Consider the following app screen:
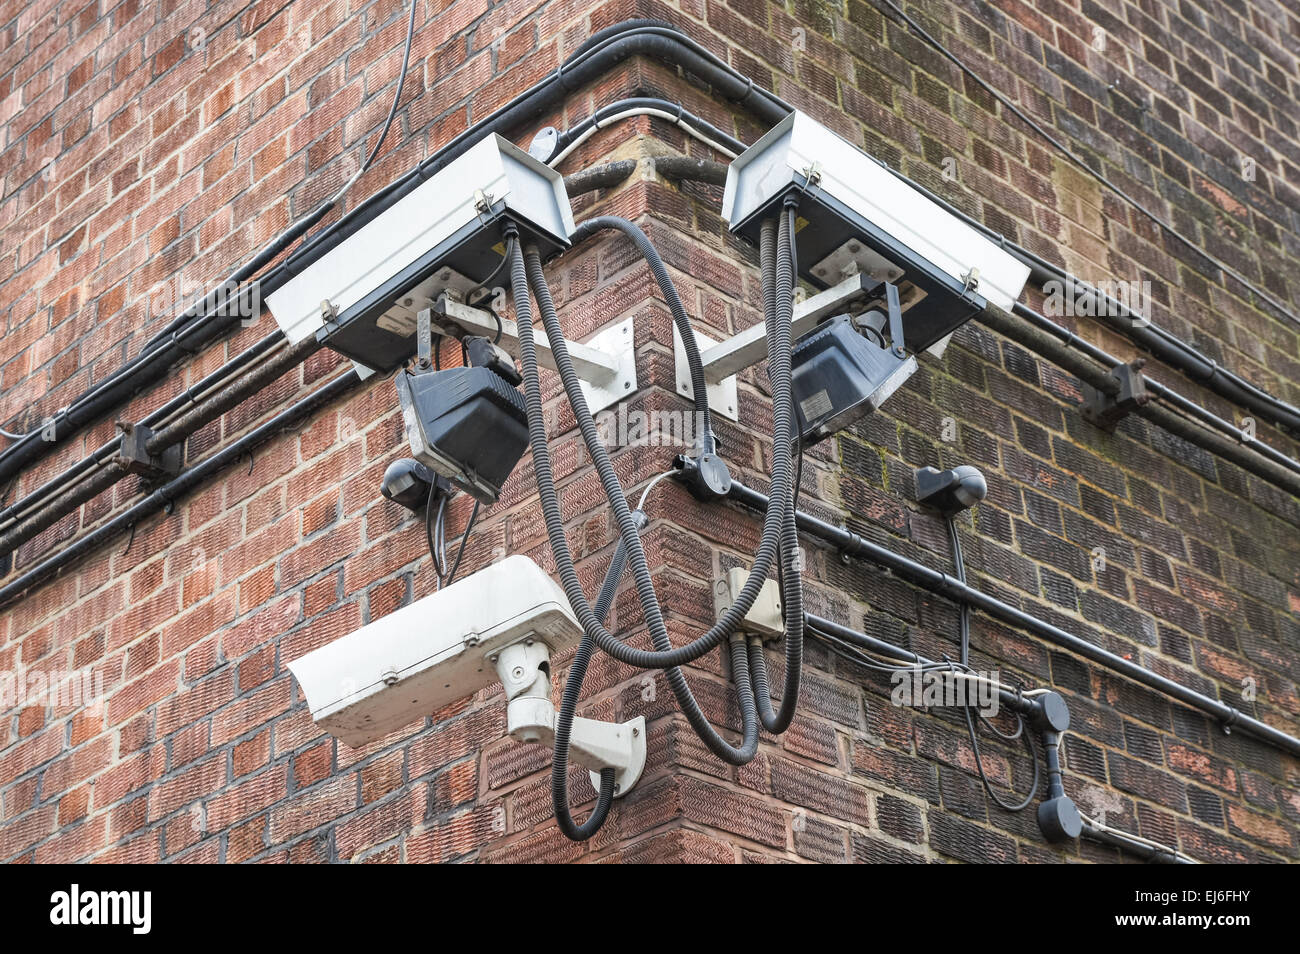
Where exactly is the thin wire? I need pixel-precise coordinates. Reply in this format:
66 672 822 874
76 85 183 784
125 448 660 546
425 483 447 582
872 0 1300 330
442 501 480 586
636 469 678 512
336 0 418 203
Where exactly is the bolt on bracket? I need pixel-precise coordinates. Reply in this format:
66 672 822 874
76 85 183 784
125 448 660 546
116 422 181 479
1080 359 1150 432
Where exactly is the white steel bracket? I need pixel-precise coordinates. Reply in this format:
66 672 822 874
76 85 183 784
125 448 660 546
697 273 877 386
425 300 637 414
493 639 646 799
675 324 738 421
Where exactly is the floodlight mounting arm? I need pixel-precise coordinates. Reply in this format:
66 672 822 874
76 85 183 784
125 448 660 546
420 299 636 414
492 639 647 797
699 273 882 384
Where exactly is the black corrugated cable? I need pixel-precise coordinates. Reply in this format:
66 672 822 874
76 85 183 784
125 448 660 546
749 210 804 734
552 534 631 840
519 241 761 765
509 235 785 670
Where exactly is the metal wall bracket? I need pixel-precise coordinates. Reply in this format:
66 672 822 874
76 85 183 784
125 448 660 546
675 324 738 421
116 422 181 479
1081 359 1150 431
494 640 646 798
577 317 637 415
697 273 880 386
425 302 635 414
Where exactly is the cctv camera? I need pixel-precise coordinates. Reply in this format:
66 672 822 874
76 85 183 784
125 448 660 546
288 556 645 795
723 110 1031 353
915 464 988 514
266 133 575 374
288 555 581 747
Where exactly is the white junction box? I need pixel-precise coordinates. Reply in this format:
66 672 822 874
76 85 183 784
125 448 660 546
722 111 1031 352
287 555 582 748
267 134 576 374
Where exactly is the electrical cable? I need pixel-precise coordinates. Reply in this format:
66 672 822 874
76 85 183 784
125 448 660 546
425 484 447 581
551 539 627 840
511 229 783 670
517 240 760 764
722 475 1300 757
1056 732 1197 863
748 211 804 734
441 500 479 587
321 0 420 216
546 106 739 168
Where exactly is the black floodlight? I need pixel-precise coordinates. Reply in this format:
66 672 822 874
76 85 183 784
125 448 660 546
790 283 918 442
395 342 529 505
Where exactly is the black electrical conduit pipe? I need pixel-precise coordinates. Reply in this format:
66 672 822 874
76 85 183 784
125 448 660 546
1006 301 1300 478
0 372 362 609
807 613 1191 862
553 88 1300 438
8 18 1292 499
0 204 334 486
0 336 325 562
0 332 285 533
0 165 632 562
697 466 1300 759
978 303 1300 497
515 232 766 766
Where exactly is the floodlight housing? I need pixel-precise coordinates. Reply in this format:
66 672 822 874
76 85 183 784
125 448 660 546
266 133 575 373
287 556 581 748
722 111 1031 353
395 361 529 505
791 313 917 443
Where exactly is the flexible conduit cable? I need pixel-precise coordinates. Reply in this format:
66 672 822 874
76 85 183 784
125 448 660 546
551 538 626 840
518 243 760 765
747 211 804 734
508 238 780 668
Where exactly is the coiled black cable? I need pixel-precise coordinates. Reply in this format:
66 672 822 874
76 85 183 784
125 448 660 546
946 515 1040 811
521 245 760 764
508 233 790 672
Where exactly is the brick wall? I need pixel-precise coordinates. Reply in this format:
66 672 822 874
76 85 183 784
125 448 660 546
1 0 1298 862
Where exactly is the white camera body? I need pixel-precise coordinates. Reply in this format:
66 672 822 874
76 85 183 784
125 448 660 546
288 555 645 795
723 110 1031 353
288 555 580 747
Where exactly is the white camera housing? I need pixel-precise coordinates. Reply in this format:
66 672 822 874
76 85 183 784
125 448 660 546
288 556 645 796
288 555 580 747
722 110 1031 352
266 134 575 374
